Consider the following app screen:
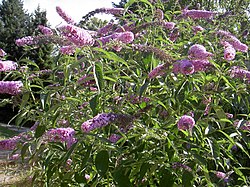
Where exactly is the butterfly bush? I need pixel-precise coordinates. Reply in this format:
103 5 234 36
4 1 250 186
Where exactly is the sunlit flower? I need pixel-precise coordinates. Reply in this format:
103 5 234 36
0 60 17 71
177 115 195 130
38 25 53 35
0 48 7 57
215 171 229 182
58 24 94 46
192 25 204 34
188 44 213 60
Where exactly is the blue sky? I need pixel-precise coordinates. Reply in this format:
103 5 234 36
23 0 121 27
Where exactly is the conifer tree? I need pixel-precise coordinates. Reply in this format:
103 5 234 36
0 0 30 61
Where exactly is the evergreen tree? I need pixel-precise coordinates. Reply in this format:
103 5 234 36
0 0 30 61
25 6 53 69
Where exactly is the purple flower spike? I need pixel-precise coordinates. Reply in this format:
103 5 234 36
56 6 76 25
0 81 23 95
177 115 195 131
0 60 18 71
182 9 217 19
81 113 117 133
44 127 77 149
0 136 21 150
58 24 94 46
38 25 53 35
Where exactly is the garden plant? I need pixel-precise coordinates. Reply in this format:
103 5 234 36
0 0 250 186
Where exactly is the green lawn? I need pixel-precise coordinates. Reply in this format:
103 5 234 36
0 125 22 140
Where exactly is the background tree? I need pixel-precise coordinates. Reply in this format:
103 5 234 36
0 0 30 61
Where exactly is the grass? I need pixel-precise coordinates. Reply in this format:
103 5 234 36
0 125 20 140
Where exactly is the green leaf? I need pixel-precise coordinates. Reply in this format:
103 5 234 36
159 168 174 187
113 168 132 187
90 94 99 116
182 170 193 187
95 150 109 177
35 125 46 138
139 79 149 98
93 63 104 93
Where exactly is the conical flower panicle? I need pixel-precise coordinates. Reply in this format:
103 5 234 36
81 113 117 133
0 136 21 150
182 9 217 19
0 81 23 95
58 24 94 47
38 25 53 36
56 6 76 25
44 127 77 149
0 60 17 71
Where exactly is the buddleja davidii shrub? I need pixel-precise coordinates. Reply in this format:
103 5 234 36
5 0 250 186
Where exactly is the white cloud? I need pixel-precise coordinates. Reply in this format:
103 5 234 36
23 0 121 27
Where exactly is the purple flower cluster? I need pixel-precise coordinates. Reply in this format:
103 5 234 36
177 115 195 131
56 6 76 25
215 171 229 182
0 81 23 95
0 136 21 150
172 162 192 172
182 9 217 19
97 21 114 36
233 119 250 131
60 45 76 55
126 94 150 104
96 8 126 16
0 48 6 57
77 74 95 86
0 60 17 71
229 66 250 83
38 25 53 35
148 63 169 79
44 127 77 149
221 41 236 61
163 21 175 30
173 59 211 75
192 25 204 34
15 36 38 46
58 24 94 46
188 44 213 60
96 31 134 46
81 113 117 133
217 30 248 52
109 134 122 143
